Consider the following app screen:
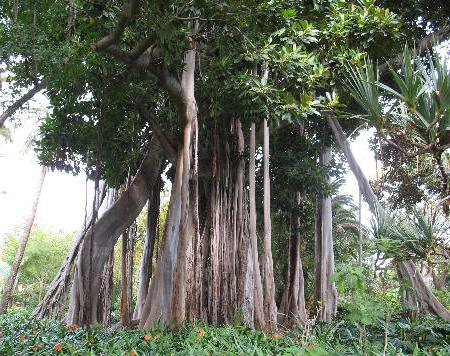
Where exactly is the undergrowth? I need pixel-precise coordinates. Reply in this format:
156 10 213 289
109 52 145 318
0 311 449 355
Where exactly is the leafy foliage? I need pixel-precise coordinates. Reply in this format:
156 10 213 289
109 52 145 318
1 228 73 309
1 311 448 355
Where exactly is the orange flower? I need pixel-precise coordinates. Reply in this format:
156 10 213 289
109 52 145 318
143 334 151 342
130 352 136 356
153 334 160 340
271 333 282 340
308 342 316 349
53 343 63 352
19 335 26 342
293 338 300 344
197 327 205 337
32 343 41 352
68 323 79 331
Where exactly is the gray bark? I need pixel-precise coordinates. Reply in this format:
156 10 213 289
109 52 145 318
133 178 160 320
249 122 266 330
262 119 277 331
316 148 338 322
66 137 164 325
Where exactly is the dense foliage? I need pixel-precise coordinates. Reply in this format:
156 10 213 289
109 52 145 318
1 311 449 355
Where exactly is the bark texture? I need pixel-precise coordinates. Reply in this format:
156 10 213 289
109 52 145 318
66 137 164 325
133 178 161 320
262 119 277 331
249 122 266 330
280 193 308 327
313 148 337 322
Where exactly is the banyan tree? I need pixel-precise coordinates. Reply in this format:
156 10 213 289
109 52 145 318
1 0 449 330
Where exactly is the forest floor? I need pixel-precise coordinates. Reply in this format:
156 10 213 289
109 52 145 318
0 311 449 355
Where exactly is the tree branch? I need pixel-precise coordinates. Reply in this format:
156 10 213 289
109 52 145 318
91 0 140 51
136 104 177 162
0 80 47 127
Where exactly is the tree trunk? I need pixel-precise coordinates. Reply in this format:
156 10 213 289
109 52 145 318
398 260 450 321
313 148 337 322
33 184 107 319
139 147 184 328
237 121 254 329
120 223 135 326
282 193 308 327
432 266 448 291
66 137 164 325
249 122 266 330
328 117 450 322
133 177 161 320
312 198 322 316
140 83 197 328
0 165 47 314
97 249 114 327
171 117 194 328
262 119 277 331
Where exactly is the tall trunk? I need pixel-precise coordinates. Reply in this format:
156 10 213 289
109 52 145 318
262 119 277 331
188 118 201 322
133 177 161 320
170 42 197 328
294 193 308 325
236 121 254 328
249 122 266 330
66 138 164 325
140 147 183 328
313 148 337 322
0 165 47 314
97 249 114 327
171 118 194 328
283 193 308 327
328 117 450 322
358 189 363 266
140 61 198 327
120 223 135 326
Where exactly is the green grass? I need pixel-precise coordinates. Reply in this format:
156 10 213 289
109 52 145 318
0 311 449 355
